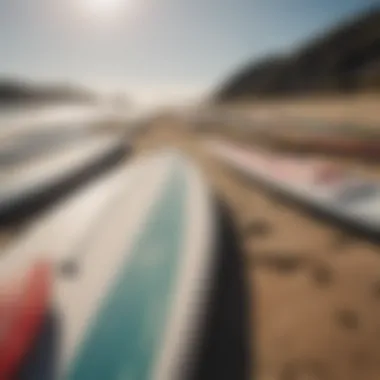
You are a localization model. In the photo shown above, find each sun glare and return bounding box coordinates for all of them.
[84,0,125,14]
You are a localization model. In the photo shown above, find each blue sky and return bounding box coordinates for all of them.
[0,0,378,105]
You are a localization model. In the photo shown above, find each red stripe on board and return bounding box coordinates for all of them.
[0,260,51,379]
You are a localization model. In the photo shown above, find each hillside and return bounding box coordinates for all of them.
[215,7,380,102]
[0,79,96,106]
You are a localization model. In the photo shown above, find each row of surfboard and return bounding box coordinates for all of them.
[207,139,380,238]
[1,133,249,379]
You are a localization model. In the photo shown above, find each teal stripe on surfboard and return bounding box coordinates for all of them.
[67,161,187,380]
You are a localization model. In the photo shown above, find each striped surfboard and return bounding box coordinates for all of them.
[1,149,250,380]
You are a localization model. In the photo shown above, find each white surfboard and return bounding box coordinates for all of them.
[0,150,236,380]
[0,105,103,143]
[0,134,128,223]
[208,139,380,237]
[0,125,91,166]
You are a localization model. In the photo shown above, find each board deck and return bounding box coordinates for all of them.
[0,150,233,380]
[0,134,128,224]
[208,140,380,237]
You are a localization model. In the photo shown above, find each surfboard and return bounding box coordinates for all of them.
[1,149,250,380]
[208,139,380,238]
[0,105,103,143]
[0,134,128,224]
[0,125,92,167]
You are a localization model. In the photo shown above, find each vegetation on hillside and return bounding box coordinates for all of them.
[215,7,380,102]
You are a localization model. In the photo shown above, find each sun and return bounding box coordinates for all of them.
[84,0,125,14]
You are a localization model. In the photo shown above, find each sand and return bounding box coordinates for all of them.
[224,95,380,128]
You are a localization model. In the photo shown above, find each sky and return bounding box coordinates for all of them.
[0,0,378,106]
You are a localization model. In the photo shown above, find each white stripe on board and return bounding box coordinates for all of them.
[153,153,215,380]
